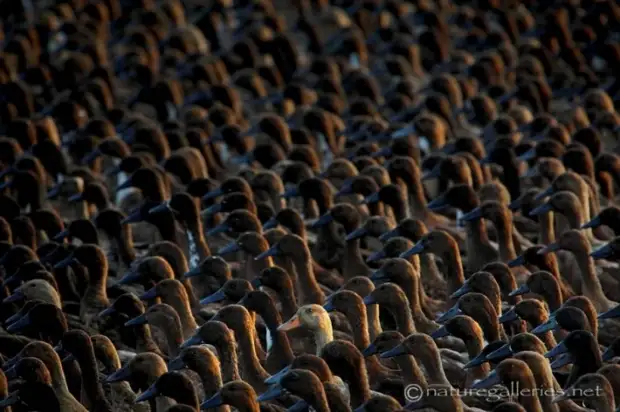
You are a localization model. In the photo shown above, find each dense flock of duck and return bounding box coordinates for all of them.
[0,0,620,411]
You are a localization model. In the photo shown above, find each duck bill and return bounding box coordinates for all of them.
[288,400,309,412]
[98,306,116,318]
[436,304,462,323]
[121,210,143,225]
[599,304,620,320]
[52,229,70,242]
[369,268,387,283]
[366,250,386,263]
[421,167,441,181]
[278,314,302,332]
[180,334,203,349]
[335,180,354,197]
[148,203,171,215]
[532,317,558,335]
[362,343,378,357]
[345,227,368,242]
[201,392,225,409]
[464,352,488,369]
[0,391,19,408]
[534,186,555,201]
[200,289,227,305]
[116,270,141,285]
[427,196,448,211]
[203,203,222,217]
[6,314,31,333]
[529,202,552,217]
[125,314,148,327]
[135,383,159,403]
[545,340,568,359]
[508,284,530,297]
[449,283,471,300]
[378,228,398,242]
[280,187,299,199]
[602,346,616,362]
[471,370,500,389]
[363,294,377,306]
[202,188,224,202]
[550,353,574,370]
[264,365,291,385]
[207,223,229,237]
[404,397,427,411]
[551,392,571,404]
[251,278,262,288]
[47,183,62,199]
[255,246,280,261]
[67,193,84,203]
[486,343,512,362]
[581,215,601,230]
[217,242,241,256]
[508,197,523,211]
[183,266,202,279]
[380,344,406,359]
[399,243,425,259]
[361,192,380,205]
[2,290,24,304]
[262,217,278,230]
[507,255,525,268]
[81,149,102,165]
[430,326,450,339]
[53,256,75,269]
[591,244,613,260]
[257,384,285,402]
[460,207,483,222]
[537,243,560,255]
[167,356,185,371]
[498,308,519,324]
[309,213,333,229]
[116,179,134,191]
[139,287,158,301]
[323,300,335,312]
[517,147,536,162]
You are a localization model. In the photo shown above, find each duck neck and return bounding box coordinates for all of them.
[513,375,544,412]
[161,318,185,358]
[539,211,556,245]
[135,324,162,355]
[420,345,450,386]
[573,248,612,311]
[273,281,298,321]
[259,302,295,369]
[115,225,137,268]
[244,254,272,282]
[165,292,198,340]
[464,333,490,381]
[393,353,428,389]
[389,192,411,222]
[48,358,71,394]
[74,340,107,408]
[405,274,435,333]
[365,302,382,342]
[219,338,241,382]
[312,324,334,356]
[306,386,331,412]
[403,178,428,220]
[83,265,109,309]
[185,225,210,272]
[343,238,370,281]
[385,298,416,336]
[237,326,270,391]
[439,245,465,299]
[493,211,518,262]
[293,255,325,305]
